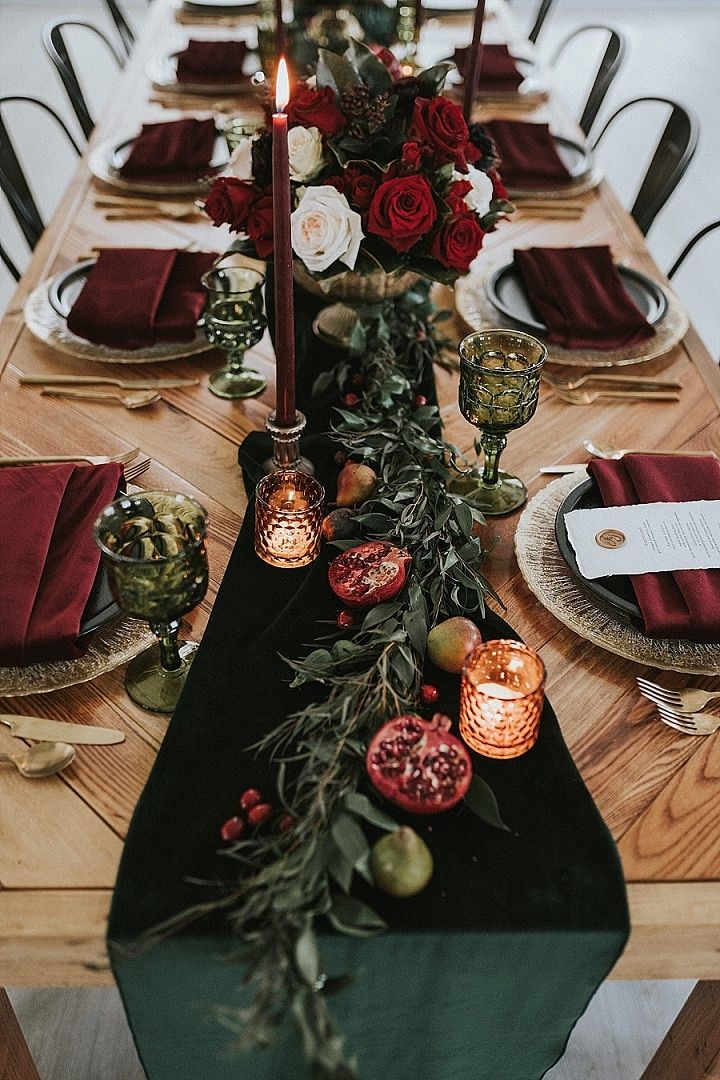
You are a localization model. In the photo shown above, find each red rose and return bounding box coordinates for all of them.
[430,212,485,273]
[367,174,437,252]
[410,96,472,169]
[246,192,274,258]
[370,45,403,81]
[488,166,508,201]
[323,175,346,194]
[344,165,379,212]
[446,179,472,215]
[204,177,255,232]
[286,84,345,137]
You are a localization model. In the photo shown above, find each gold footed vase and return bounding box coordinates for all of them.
[292,262,422,348]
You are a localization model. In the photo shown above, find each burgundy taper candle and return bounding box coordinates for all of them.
[462,0,487,123]
[272,58,295,428]
[414,0,424,37]
[274,0,287,58]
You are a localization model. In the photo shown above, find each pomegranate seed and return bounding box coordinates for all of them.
[413,394,428,408]
[420,683,439,705]
[220,816,245,842]
[278,814,296,832]
[343,392,360,408]
[336,609,356,629]
[247,803,274,828]
[239,788,262,812]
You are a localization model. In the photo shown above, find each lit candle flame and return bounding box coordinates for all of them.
[275,57,289,113]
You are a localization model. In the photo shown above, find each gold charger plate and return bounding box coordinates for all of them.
[88,134,227,198]
[24,269,212,365]
[0,617,154,696]
[455,257,689,368]
[514,472,720,674]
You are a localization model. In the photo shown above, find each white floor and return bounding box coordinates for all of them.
[1,1,717,1077]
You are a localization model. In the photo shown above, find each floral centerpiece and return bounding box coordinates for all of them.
[204,41,511,289]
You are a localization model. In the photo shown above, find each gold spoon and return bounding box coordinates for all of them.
[40,388,161,410]
[0,741,76,777]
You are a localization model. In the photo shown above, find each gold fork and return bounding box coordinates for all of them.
[551,386,681,405]
[0,448,140,466]
[543,370,683,391]
[637,676,720,714]
[655,706,720,736]
[124,456,152,482]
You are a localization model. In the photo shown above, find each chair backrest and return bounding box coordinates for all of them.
[528,0,555,45]
[592,96,699,236]
[43,20,124,141]
[0,97,82,249]
[103,0,135,59]
[549,25,626,137]
[0,241,20,283]
[667,220,720,280]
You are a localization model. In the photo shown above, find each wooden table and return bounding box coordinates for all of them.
[1,4,719,1077]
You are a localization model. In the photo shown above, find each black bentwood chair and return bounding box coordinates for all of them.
[528,0,555,45]
[43,20,125,141]
[103,0,135,59]
[591,96,699,236]
[668,220,720,280]
[0,241,20,283]
[0,97,82,250]
[548,25,626,137]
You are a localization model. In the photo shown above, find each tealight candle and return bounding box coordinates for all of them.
[459,639,545,758]
[254,469,324,568]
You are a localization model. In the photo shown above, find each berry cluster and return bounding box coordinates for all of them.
[219,788,295,841]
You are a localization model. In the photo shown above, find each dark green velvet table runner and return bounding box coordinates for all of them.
[108,282,629,1080]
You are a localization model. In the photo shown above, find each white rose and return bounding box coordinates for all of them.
[453,165,494,217]
[291,186,363,273]
[288,125,325,183]
[224,135,256,180]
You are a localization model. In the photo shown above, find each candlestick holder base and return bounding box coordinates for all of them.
[262,410,315,475]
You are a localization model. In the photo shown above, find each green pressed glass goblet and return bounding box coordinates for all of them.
[202,265,267,399]
[451,329,547,515]
[93,491,209,714]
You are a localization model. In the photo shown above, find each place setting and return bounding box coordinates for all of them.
[444,42,549,107]
[147,37,261,96]
[172,0,259,26]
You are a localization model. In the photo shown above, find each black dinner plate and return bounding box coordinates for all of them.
[109,130,229,176]
[486,262,668,335]
[554,477,643,627]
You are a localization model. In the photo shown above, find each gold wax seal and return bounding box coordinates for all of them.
[595,529,626,549]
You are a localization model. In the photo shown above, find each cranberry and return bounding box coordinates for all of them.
[343,392,360,408]
[247,803,274,828]
[220,816,245,841]
[278,814,296,832]
[420,683,439,705]
[413,394,428,408]
[336,609,356,629]
[239,788,262,812]
[334,450,348,466]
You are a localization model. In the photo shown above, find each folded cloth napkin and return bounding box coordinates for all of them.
[588,454,720,642]
[452,44,524,93]
[118,117,218,183]
[482,120,573,189]
[513,245,657,350]
[66,248,217,349]
[175,39,248,83]
[0,462,124,666]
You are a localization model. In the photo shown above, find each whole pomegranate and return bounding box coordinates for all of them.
[328,541,411,609]
[366,713,472,814]
[335,462,377,507]
[426,617,483,673]
[370,827,433,898]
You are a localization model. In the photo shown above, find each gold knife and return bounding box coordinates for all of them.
[0,715,125,745]
[19,375,199,390]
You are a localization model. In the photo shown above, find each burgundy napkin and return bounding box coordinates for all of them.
[67,248,217,349]
[118,118,218,183]
[453,44,524,93]
[482,120,573,189]
[513,246,656,350]
[176,39,248,83]
[0,462,124,665]
[588,454,720,642]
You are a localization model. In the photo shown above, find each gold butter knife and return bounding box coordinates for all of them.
[0,715,125,745]
[19,375,199,390]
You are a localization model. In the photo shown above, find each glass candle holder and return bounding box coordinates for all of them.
[254,469,324,568]
[459,639,546,759]
[451,328,547,516]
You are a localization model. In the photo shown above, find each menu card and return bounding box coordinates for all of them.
[565,501,720,579]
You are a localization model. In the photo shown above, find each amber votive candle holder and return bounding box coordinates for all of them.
[459,640,546,759]
[254,469,324,568]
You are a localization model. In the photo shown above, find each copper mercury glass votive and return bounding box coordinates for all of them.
[459,640,546,759]
[254,469,325,568]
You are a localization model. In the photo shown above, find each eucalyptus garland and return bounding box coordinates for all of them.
[150,288,508,1079]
